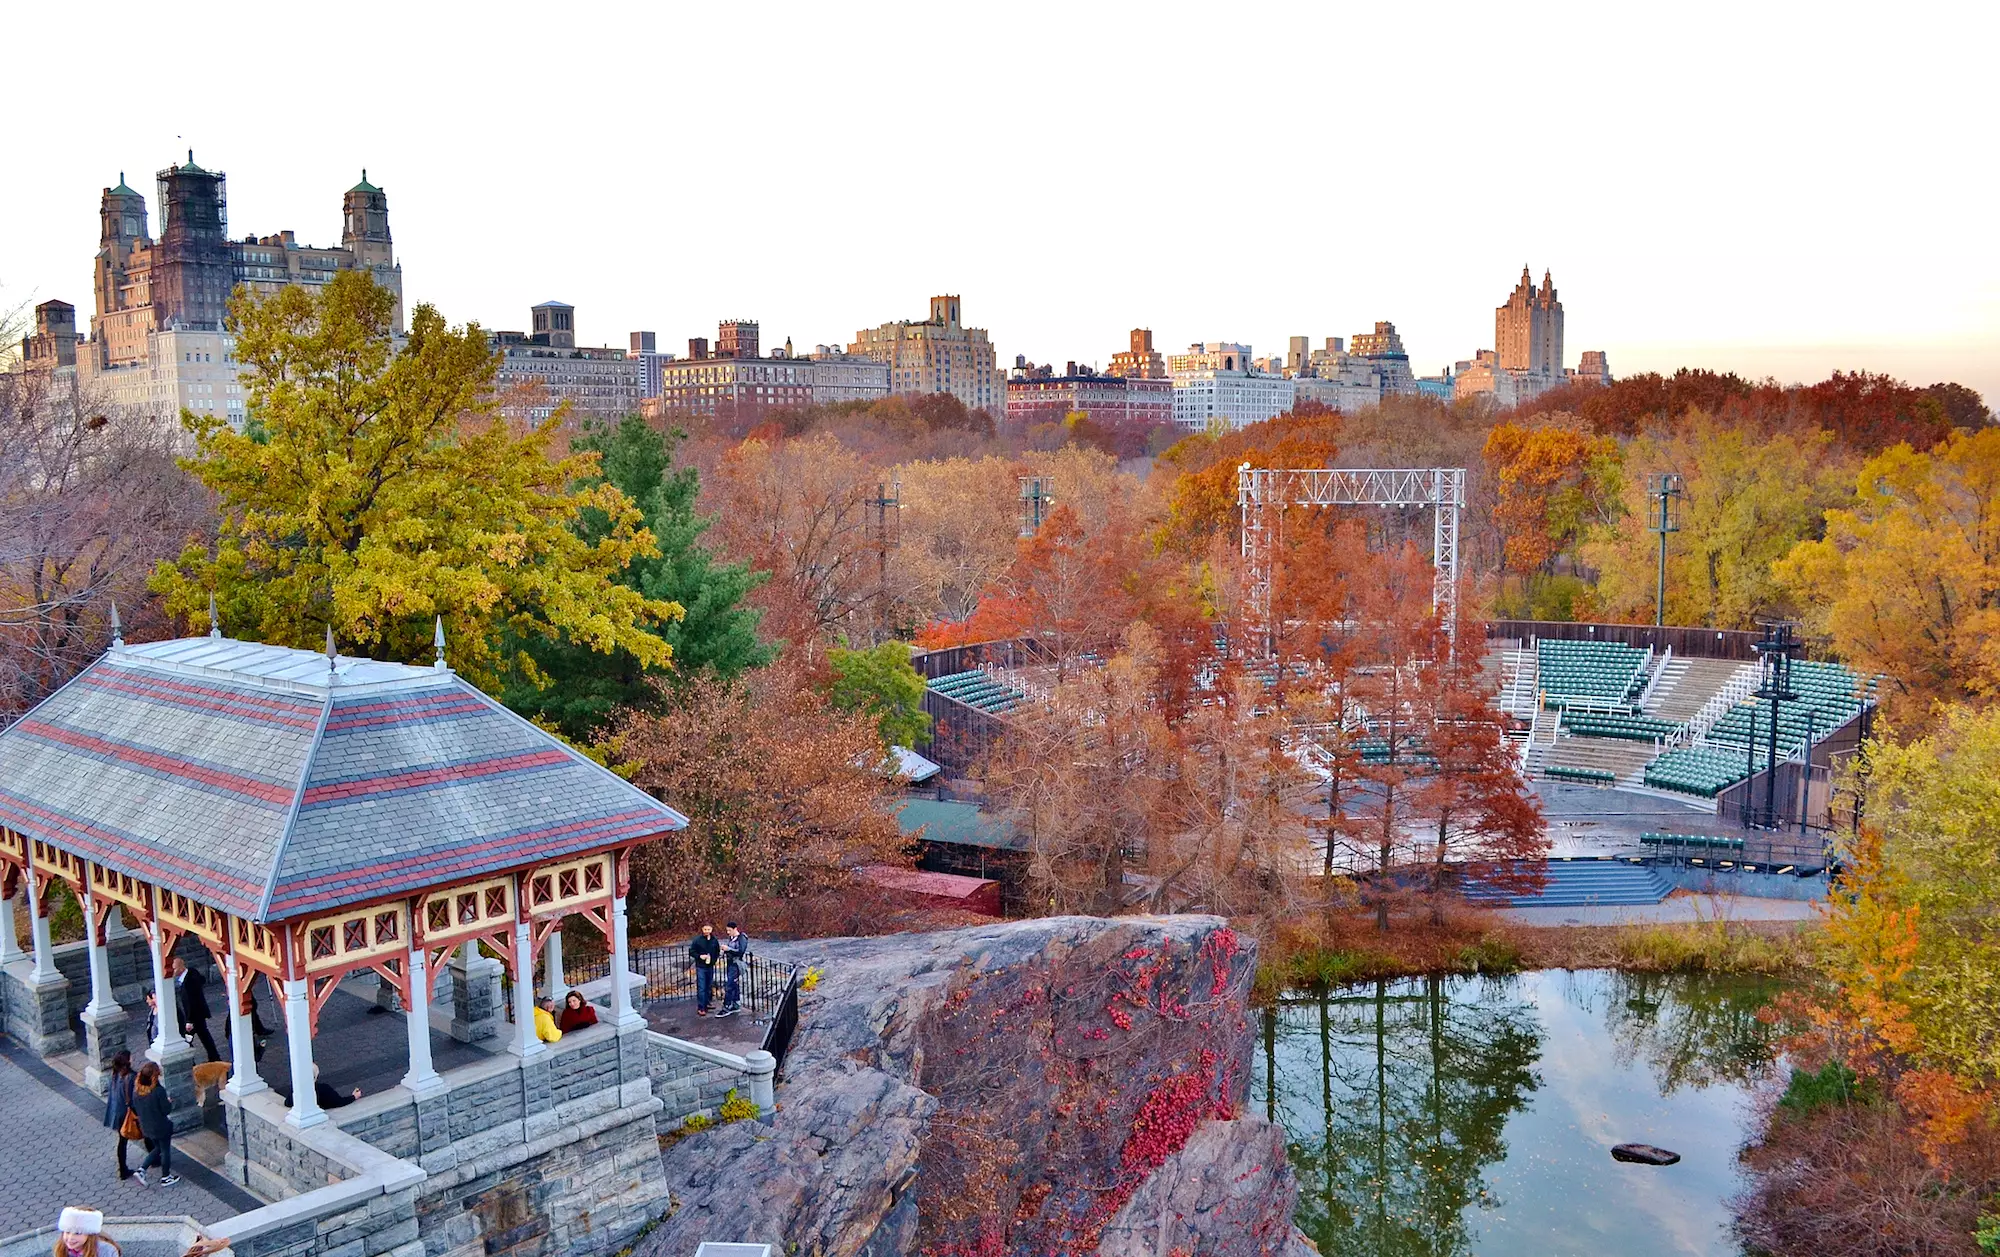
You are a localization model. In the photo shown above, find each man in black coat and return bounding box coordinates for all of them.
[168,956,220,1062]
[688,924,721,1016]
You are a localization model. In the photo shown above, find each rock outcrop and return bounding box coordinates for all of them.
[637,915,1311,1256]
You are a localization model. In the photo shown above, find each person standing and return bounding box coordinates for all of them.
[688,924,720,1017]
[718,921,749,1017]
[102,1050,139,1181]
[131,1061,178,1186]
[169,957,220,1063]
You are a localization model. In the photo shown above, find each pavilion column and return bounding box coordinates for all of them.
[147,923,182,1059]
[510,919,544,1057]
[401,947,442,1093]
[223,952,265,1098]
[283,977,324,1128]
[79,890,127,1093]
[0,883,22,967]
[542,925,564,1003]
[608,893,642,1029]
[29,884,60,984]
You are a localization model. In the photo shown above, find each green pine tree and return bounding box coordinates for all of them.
[502,415,773,741]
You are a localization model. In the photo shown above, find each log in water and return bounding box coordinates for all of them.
[1612,1143,1682,1165]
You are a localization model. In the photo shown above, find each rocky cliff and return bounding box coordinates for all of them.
[636,915,1312,1257]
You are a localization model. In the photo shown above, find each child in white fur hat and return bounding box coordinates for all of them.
[55,1208,121,1257]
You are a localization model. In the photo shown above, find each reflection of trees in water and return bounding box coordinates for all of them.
[1259,975,1543,1257]
[1594,971,1782,1095]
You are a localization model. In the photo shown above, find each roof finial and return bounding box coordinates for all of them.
[325,623,338,676]
[361,168,367,184]
[433,615,448,670]
[188,149,194,166]
[208,591,222,639]
[110,601,124,648]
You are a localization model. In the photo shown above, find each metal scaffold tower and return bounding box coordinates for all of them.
[1237,464,1467,656]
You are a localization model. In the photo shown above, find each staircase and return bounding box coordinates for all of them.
[1655,658,1757,726]
[1639,653,1689,716]
[1463,860,1672,908]
[1497,649,1538,720]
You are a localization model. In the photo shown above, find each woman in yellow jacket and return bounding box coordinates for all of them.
[533,997,563,1043]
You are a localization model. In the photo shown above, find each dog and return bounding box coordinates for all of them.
[192,1060,233,1105]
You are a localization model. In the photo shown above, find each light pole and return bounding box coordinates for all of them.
[1649,473,1683,628]
[1751,621,1801,830]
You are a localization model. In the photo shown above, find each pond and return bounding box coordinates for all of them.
[1253,969,1784,1256]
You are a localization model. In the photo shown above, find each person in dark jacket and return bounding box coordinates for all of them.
[101,1050,140,1180]
[718,922,749,1017]
[131,1061,178,1186]
[688,924,721,1016]
[168,957,219,1063]
[283,1064,361,1111]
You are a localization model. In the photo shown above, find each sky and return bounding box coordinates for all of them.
[4,0,1995,403]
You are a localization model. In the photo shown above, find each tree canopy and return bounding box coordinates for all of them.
[151,272,677,692]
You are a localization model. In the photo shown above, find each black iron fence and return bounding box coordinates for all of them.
[564,944,802,1072]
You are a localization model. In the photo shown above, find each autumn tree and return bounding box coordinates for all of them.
[1482,417,1621,613]
[1581,412,1857,629]
[615,654,909,934]
[1773,428,2000,723]
[708,431,879,645]
[501,415,772,742]
[967,502,1135,681]
[0,369,209,720]
[151,272,675,692]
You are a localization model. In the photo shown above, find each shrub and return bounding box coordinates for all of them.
[1776,1060,1873,1118]
[718,1087,760,1123]
[800,966,824,992]
[680,1112,712,1133]
[1456,936,1524,974]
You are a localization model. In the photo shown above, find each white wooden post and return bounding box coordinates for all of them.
[223,952,265,1098]
[283,977,323,1128]
[29,883,60,983]
[511,919,544,1057]
[148,925,181,1059]
[542,926,564,1003]
[608,894,641,1029]
[0,884,22,966]
[81,894,115,1017]
[402,947,442,1092]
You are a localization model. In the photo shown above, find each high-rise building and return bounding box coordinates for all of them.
[1288,336,1390,412]
[653,322,889,424]
[75,157,407,429]
[18,301,80,373]
[851,295,1005,418]
[490,301,642,423]
[1495,265,1563,377]
[628,331,673,399]
[1569,350,1612,387]
[1349,322,1417,395]
[1168,342,1296,430]
[1005,365,1173,439]
[1108,328,1167,379]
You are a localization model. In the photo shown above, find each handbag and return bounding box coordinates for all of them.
[120,1105,142,1141]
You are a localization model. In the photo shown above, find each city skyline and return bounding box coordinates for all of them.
[3,1,1994,403]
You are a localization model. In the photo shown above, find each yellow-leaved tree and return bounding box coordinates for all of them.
[1580,413,1856,628]
[151,272,678,693]
[1773,429,2000,724]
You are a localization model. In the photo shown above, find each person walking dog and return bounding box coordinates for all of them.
[102,1051,140,1181]
[688,923,721,1016]
[131,1062,178,1186]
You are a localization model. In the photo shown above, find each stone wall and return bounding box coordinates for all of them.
[0,958,71,1055]
[215,1020,668,1257]
[646,1034,761,1127]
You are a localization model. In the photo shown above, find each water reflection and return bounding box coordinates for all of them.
[1255,970,1781,1257]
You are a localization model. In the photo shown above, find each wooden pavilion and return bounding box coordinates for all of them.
[0,623,686,1128]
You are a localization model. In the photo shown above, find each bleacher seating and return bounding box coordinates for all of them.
[1705,661,1870,756]
[1639,831,1747,854]
[927,670,1030,715]
[1536,639,1649,710]
[1558,711,1679,741]
[1545,765,1617,784]
[1643,746,1770,797]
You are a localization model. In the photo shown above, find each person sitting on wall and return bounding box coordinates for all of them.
[557,989,599,1033]
[533,996,564,1043]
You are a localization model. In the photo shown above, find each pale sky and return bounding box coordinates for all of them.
[6,1,1995,404]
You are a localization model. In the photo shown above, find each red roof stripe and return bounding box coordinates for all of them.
[14,720,296,806]
[0,789,265,913]
[322,698,490,732]
[265,811,668,915]
[299,748,572,806]
[82,669,321,729]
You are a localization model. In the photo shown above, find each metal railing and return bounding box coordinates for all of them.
[565,944,803,1073]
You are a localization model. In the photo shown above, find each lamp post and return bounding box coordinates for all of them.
[1649,473,1683,628]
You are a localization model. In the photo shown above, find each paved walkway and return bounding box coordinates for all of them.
[0,1038,260,1240]
[1499,893,1820,926]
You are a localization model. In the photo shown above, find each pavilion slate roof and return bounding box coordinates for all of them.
[0,636,686,923]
